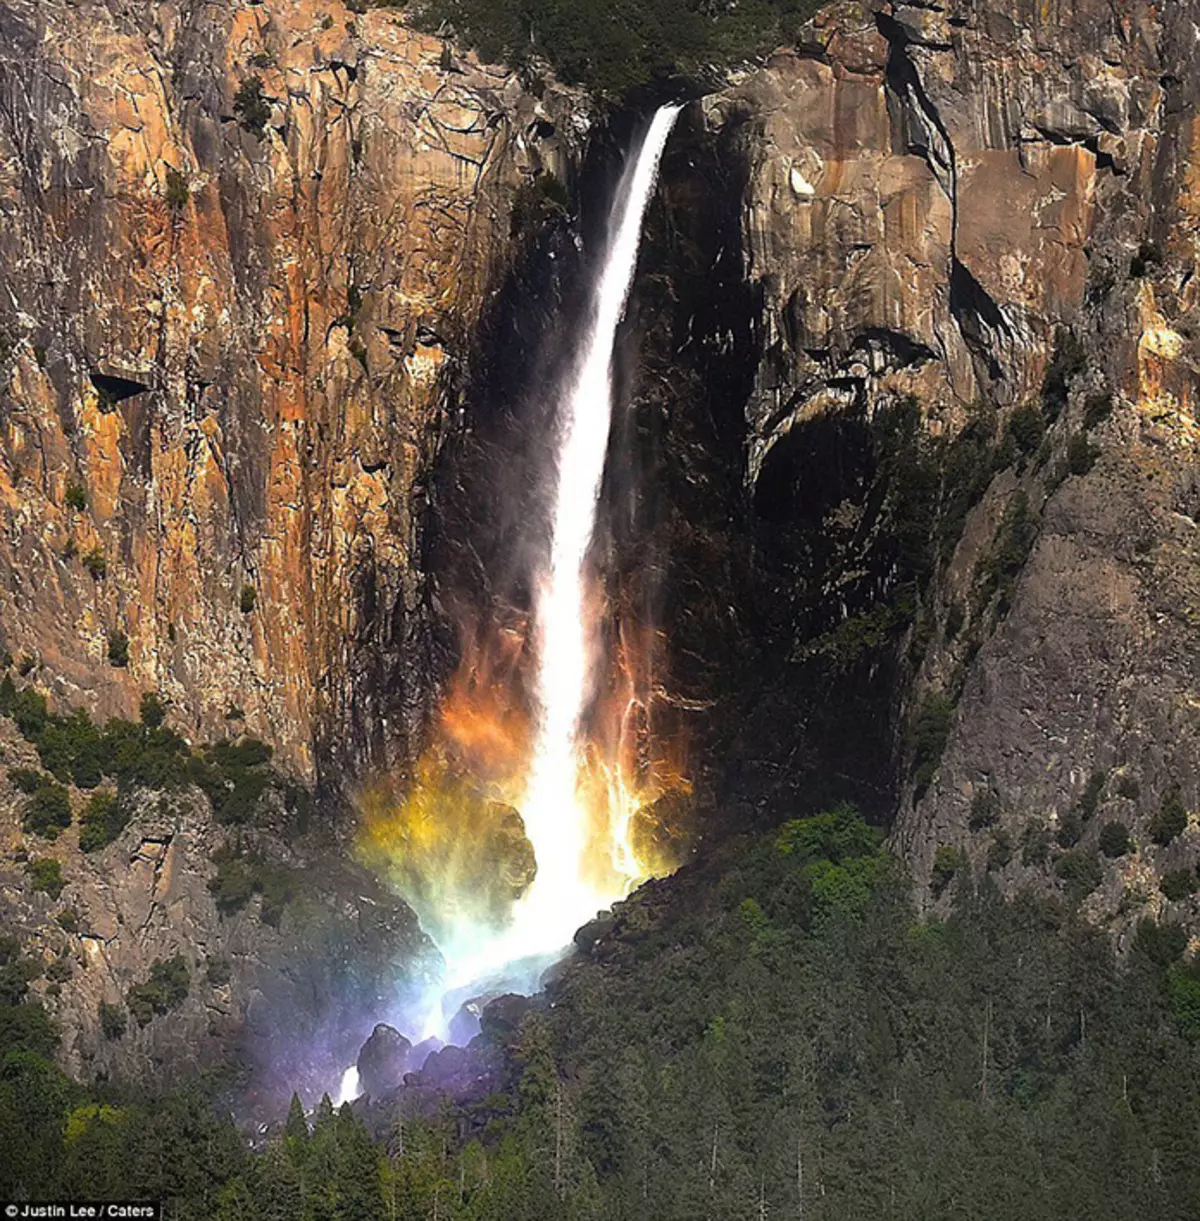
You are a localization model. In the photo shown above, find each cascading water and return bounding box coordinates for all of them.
[343,106,683,1082]
[417,103,681,1034]
[496,102,684,954]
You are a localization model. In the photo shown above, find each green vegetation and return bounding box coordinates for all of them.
[233,76,271,137]
[1007,402,1046,455]
[138,691,166,729]
[26,857,64,899]
[6,807,1200,1215]
[82,547,107,579]
[987,827,1013,869]
[126,955,190,1027]
[1054,850,1103,901]
[974,490,1039,618]
[0,676,282,837]
[411,0,824,97]
[968,789,1001,830]
[98,1001,126,1041]
[1041,328,1086,420]
[1068,432,1100,476]
[910,693,954,796]
[21,780,72,840]
[1099,820,1132,858]
[208,845,297,926]
[107,630,129,668]
[1083,392,1114,430]
[164,166,189,210]
[1161,870,1198,901]
[931,844,965,896]
[239,583,257,614]
[64,481,87,511]
[78,790,127,853]
[9,766,46,794]
[1021,818,1051,865]
[1056,809,1083,848]
[1152,786,1189,847]
[206,956,232,987]
[1078,769,1107,820]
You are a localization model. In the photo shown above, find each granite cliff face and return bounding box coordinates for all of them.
[686,0,1200,929]
[4,0,1200,1096]
[0,0,583,781]
[0,0,586,1093]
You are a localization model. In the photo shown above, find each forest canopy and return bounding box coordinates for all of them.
[404,0,824,96]
[6,807,1200,1217]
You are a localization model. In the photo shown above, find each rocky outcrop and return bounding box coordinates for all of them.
[356,1021,411,1098]
[0,711,435,1105]
[0,0,585,780]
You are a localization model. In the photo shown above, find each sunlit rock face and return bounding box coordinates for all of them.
[0,0,589,781]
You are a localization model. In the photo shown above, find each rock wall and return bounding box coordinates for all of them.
[0,0,582,781]
[695,0,1200,927]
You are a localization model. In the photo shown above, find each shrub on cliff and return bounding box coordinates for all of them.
[1006,403,1046,456]
[1098,821,1131,858]
[107,630,129,668]
[1067,432,1099,477]
[233,76,271,137]
[26,857,64,899]
[22,781,71,840]
[78,790,127,853]
[910,694,954,796]
[83,547,107,579]
[208,846,296,926]
[9,767,46,795]
[98,1001,127,1041]
[1161,870,1198,902]
[139,692,166,729]
[975,491,1039,620]
[0,1004,58,1060]
[1041,328,1086,420]
[1151,786,1189,846]
[126,955,190,1027]
[930,845,965,896]
[164,166,189,211]
[1054,850,1102,901]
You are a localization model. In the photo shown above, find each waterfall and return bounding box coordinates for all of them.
[385,104,682,1047]
[507,102,682,953]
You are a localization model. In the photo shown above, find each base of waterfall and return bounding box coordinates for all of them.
[332,943,569,1106]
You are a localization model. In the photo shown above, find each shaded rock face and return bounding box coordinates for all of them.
[666,0,1200,925]
[0,0,585,781]
[356,1022,411,1098]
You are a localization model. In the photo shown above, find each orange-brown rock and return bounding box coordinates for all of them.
[0,0,585,780]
